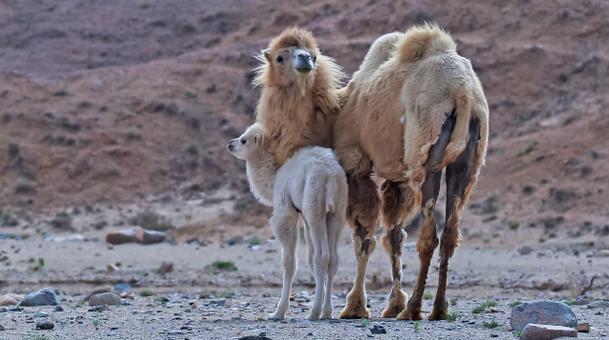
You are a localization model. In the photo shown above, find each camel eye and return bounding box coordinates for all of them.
[241,139,246,145]
[276,56,284,63]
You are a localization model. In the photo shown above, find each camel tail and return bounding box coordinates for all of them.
[435,90,473,170]
[395,23,456,64]
[325,178,339,214]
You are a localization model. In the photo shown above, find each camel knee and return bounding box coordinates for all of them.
[417,199,439,258]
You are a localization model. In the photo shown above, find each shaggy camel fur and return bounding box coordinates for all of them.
[254,27,344,167]
[227,123,348,320]
[334,24,489,320]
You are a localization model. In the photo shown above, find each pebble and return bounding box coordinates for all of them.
[158,261,174,274]
[89,292,122,306]
[34,311,48,318]
[238,336,273,340]
[587,300,609,309]
[35,322,54,330]
[510,300,577,332]
[19,288,59,306]
[54,305,64,312]
[113,283,132,295]
[207,299,226,307]
[0,324,4,331]
[105,227,165,245]
[0,293,22,306]
[370,324,387,334]
[295,291,311,303]
[520,323,577,340]
[577,322,590,333]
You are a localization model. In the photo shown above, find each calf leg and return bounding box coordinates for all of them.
[269,212,299,320]
[429,118,481,320]
[322,213,343,319]
[339,175,379,319]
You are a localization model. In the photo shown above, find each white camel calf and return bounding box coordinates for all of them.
[227,123,347,320]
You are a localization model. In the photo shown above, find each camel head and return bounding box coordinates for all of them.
[227,123,266,161]
[255,27,320,94]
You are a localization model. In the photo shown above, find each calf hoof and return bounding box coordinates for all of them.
[268,312,286,320]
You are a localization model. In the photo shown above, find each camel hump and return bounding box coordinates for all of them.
[395,23,457,63]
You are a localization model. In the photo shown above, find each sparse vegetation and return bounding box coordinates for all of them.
[447,311,459,321]
[510,300,522,308]
[450,297,458,306]
[482,319,498,329]
[210,260,238,271]
[139,289,154,297]
[413,320,420,334]
[49,211,73,230]
[130,210,175,231]
[247,236,262,246]
[361,319,370,327]
[472,299,497,314]
[423,291,433,300]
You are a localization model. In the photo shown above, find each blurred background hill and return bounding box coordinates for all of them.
[0,0,608,246]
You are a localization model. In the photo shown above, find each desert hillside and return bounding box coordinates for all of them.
[1,0,608,245]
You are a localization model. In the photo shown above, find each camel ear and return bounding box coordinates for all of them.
[262,49,271,62]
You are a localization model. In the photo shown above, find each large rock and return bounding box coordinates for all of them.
[88,292,121,306]
[0,294,22,306]
[19,288,59,306]
[511,301,577,332]
[105,227,165,245]
[520,324,577,340]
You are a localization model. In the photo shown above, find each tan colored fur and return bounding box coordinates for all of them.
[335,22,488,199]
[254,27,344,166]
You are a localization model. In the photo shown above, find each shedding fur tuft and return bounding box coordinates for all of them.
[394,23,457,63]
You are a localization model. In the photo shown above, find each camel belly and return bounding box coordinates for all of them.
[360,110,406,181]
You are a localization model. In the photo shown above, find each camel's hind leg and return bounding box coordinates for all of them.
[429,118,481,321]
[322,212,344,319]
[339,175,378,319]
[397,114,455,320]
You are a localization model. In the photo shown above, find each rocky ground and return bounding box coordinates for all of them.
[1,230,609,339]
[1,0,609,339]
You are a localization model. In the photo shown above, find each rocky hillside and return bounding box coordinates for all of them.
[1,0,608,242]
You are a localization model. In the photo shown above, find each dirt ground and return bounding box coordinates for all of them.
[1,224,609,339]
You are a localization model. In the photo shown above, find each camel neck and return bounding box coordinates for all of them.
[246,150,276,207]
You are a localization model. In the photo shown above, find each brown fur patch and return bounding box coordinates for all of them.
[269,27,318,52]
[254,28,344,166]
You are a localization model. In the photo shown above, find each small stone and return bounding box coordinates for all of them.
[0,293,22,306]
[577,322,590,333]
[370,324,387,334]
[158,262,174,274]
[518,246,534,256]
[510,300,577,332]
[295,291,311,303]
[19,288,59,307]
[238,336,273,340]
[226,235,244,246]
[106,263,119,273]
[54,305,64,312]
[88,305,109,312]
[88,292,121,306]
[113,283,132,295]
[520,323,577,340]
[34,311,48,318]
[35,322,54,330]
[0,324,5,331]
[207,298,226,307]
[595,249,609,257]
[587,300,609,309]
[105,227,165,245]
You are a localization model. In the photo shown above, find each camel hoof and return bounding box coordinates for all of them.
[268,312,285,320]
[396,308,422,320]
[428,308,448,321]
[339,306,371,319]
[382,290,407,318]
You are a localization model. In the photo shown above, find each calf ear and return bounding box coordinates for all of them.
[262,49,271,62]
[254,134,264,146]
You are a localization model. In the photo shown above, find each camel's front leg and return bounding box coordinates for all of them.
[339,175,379,319]
[269,212,298,320]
